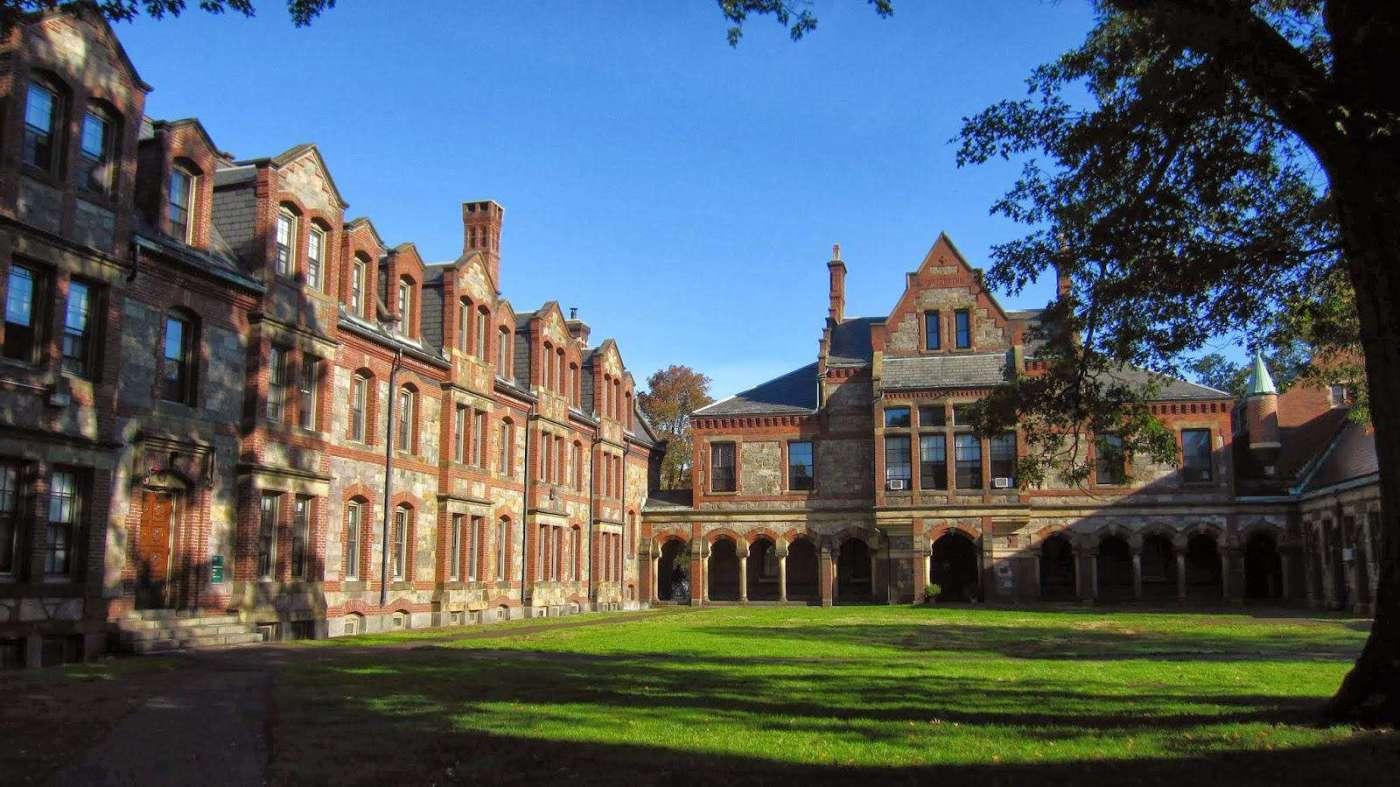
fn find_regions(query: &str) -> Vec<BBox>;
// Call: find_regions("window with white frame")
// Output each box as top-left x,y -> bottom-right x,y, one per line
275,210 -> 297,277
306,226 -> 325,291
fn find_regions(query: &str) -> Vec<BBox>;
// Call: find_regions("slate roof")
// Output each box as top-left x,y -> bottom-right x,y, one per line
644,490 -> 694,511
693,363 -> 818,417
1106,367 -> 1231,401
1303,420 -> 1377,493
827,317 -> 877,367
882,352 -> 1011,390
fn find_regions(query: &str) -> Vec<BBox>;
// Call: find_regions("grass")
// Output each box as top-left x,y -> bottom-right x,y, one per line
271,605 -> 1399,784
6,605 -> 1398,785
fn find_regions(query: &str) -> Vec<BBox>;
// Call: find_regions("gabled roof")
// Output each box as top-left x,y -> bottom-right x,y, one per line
1106,367 -> 1231,401
1302,420 -> 1377,493
149,118 -> 221,157
827,317 -> 877,367
234,143 -> 349,209
693,363 -> 818,417
43,7 -> 153,92
345,216 -> 386,250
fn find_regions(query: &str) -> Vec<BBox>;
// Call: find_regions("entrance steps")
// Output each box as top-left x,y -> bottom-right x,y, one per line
111,609 -> 266,654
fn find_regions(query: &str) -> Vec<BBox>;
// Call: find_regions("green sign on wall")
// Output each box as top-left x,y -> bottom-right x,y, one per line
210,554 -> 225,584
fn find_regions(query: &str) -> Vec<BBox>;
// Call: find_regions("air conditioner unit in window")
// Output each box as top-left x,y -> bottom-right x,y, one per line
992,477 -> 1011,489
887,479 -> 907,491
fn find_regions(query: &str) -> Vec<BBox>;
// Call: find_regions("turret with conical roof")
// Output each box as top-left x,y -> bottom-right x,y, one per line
1244,350 -> 1281,474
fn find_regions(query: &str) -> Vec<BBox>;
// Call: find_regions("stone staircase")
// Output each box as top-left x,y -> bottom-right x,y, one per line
112,610 -> 267,654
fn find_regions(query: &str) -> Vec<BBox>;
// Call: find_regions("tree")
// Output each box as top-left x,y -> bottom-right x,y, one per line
726,1 -> 1399,723
638,365 -> 713,490
1188,343 -> 1310,398
1,0 -> 333,33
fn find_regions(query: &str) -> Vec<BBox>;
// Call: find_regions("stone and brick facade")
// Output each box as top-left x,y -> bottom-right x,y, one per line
651,237 -> 1383,614
0,10 -> 655,666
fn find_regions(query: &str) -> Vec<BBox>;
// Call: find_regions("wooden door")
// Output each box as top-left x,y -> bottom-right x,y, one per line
135,491 -> 175,607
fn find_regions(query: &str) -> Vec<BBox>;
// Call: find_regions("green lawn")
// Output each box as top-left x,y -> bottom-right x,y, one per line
271,606 -> 1399,784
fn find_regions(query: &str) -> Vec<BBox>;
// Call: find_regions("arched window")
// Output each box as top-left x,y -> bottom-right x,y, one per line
555,348 -> 565,391
78,101 -> 119,195
275,208 -> 298,277
344,497 -> 366,580
392,504 -> 412,580
496,325 -> 510,372
168,161 -> 198,243
396,385 -> 416,453
625,391 -> 633,431
23,75 -> 64,174
161,310 -> 198,405
350,255 -> 369,316
496,517 -> 511,581
349,370 -> 372,443
542,342 -> 553,390
475,306 -> 489,359
498,418 -> 514,475
306,223 -> 327,291
457,297 -> 471,352
572,442 -> 584,491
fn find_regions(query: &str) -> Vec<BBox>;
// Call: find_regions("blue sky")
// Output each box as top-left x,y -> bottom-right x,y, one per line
118,0 -> 1125,399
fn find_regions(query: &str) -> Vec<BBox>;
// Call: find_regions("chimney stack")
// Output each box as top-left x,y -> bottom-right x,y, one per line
566,309 -> 591,345
462,200 -> 504,292
827,243 -> 846,324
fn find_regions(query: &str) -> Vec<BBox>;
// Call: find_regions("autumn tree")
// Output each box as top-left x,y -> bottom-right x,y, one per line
1,0 -> 333,33
638,365 -> 713,490
725,0 -> 1400,723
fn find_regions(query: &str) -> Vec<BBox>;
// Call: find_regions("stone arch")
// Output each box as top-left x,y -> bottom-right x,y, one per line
708,535 -> 741,601
1096,531 -> 1134,601
1185,530 -> 1223,600
746,535 -> 780,601
340,612 -> 365,637
930,530 -> 980,602
1039,531 -> 1076,600
657,538 -> 690,602
836,534 -> 874,602
785,535 -> 819,602
746,527 -> 781,546
705,527 -> 744,548
1244,529 -> 1283,601
1139,531 -> 1176,600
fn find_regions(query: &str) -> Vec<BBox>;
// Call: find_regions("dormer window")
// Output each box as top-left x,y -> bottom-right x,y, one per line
350,257 -> 367,316
275,210 -> 297,277
78,106 -> 116,194
397,277 -> 413,334
23,79 -> 61,174
168,167 -> 194,243
306,226 -> 325,291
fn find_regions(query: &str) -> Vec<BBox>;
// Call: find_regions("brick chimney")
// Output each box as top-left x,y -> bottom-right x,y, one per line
462,200 -> 504,291
566,307 -> 591,345
827,243 -> 846,324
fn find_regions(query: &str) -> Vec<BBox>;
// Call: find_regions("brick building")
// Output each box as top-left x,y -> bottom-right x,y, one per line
646,238 -> 1383,614
0,10 -> 656,666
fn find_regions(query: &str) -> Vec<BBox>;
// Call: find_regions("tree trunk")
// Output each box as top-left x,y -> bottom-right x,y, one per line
1325,177 -> 1400,725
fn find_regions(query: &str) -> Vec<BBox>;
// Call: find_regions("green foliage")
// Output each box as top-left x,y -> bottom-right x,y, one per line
715,0 -> 892,46
1188,342 -> 1310,398
923,582 -> 941,601
2,0 -> 333,34
638,365 -> 714,490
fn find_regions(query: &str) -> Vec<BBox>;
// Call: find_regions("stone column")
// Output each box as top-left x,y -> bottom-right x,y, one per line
1088,550 -> 1099,601
738,554 -> 748,604
870,552 -> 880,602
1175,549 -> 1187,602
649,551 -> 659,604
820,546 -> 834,607
921,551 -> 932,601
1072,548 -> 1083,601
1132,551 -> 1143,601
1220,549 -> 1232,602
778,552 -> 788,603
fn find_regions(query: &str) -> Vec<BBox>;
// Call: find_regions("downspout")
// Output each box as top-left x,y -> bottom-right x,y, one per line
379,343 -> 402,609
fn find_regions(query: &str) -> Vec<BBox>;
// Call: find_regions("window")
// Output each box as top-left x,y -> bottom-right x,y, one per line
554,436 -> 565,484
468,516 -> 483,581
450,515 -> 463,581
0,462 -> 20,576
955,434 -> 982,489
884,407 -> 911,428
475,308 -> 489,359
472,410 -> 486,467
291,496 -> 310,579
952,404 -> 974,426
498,420 -> 513,474
572,528 -> 582,580
954,309 -> 971,349
275,210 -> 296,277
306,226 -> 325,290
392,505 -> 410,579
920,434 -> 947,490
541,432 -> 553,482
1182,429 -> 1213,482
573,443 -> 584,490
344,500 -> 361,579
23,79 -> 60,173
990,432 -> 1016,485
457,299 -> 470,352
919,404 -> 946,428
496,326 -> 510,372
61,280 -> 97,378
397,278 -> 412,332
396,388 -> 414,452
265,347 -> 288,422
710,443 -> 736,492
496,518 -> 509,581
350,257 -> 367,316
349,373 -> 368,442
453,405 -> 467,463
45,470 -> 80,577
161,314 -> 196,404
298,356 -> 320,430
924,310 -> 941,350
168,167 -> 194,242
258,493 -> 279,579
1330,384 -> 1349,407
788,441 -> 814,491
1095,433 -> 1125,485
884,435 -> 912,485
537,523 -> 549,581
4,263 -> 44,363
78,107 -> 114,194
